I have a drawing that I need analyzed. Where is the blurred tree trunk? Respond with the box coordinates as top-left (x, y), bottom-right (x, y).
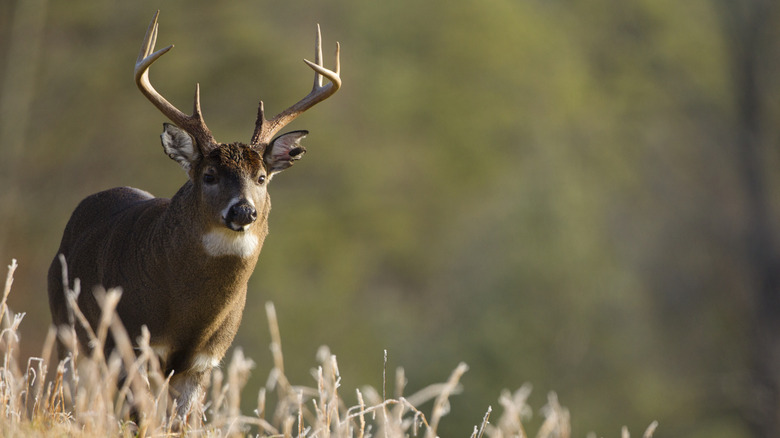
top-left (0, 0), bottom-right (47, 259)
top-left (719, 0), bottom-right (780, 436)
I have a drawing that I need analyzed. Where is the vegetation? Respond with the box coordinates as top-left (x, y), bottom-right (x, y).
top-left (1, 0), bottom-right (779, 436)
top-left (0, 260), bottom-right (656, 437)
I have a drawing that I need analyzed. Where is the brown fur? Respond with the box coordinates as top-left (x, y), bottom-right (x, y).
top-left (56, 13), bottom-right (340, 418)
top-left (210, 143), bottom-right (263, 175)
top-left (47, 140), bottom-right (279, 413)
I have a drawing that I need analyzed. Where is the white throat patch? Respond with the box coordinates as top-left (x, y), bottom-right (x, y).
top-left (202, 228), bottom-right (259, 258)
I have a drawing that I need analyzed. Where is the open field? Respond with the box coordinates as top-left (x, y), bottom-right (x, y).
top-left (3, 2), bottom-right (776, 435)
top-left (0, 260), bottom-right (656, 437)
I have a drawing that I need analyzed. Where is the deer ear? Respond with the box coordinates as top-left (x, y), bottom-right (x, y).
top-left (264, 130), bottom-right (308, 175)
top-left (160, 123), bottom-right (201, 173)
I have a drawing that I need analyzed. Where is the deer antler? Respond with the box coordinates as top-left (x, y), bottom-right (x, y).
top-left (251, 25), bottom-right (342, 148)
top-left (134, 11), bottom-right (217, 152)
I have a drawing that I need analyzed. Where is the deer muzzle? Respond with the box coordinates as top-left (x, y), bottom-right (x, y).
top-left (224, 200), bottom-right (257, 231)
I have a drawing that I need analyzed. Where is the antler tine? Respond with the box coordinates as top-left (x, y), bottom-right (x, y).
top-left (251, 25), bottom-right (342, 147)
top-left (134, 11), bottom-right (216, 151)
top-left (313, 24), bottom-right (324, 89)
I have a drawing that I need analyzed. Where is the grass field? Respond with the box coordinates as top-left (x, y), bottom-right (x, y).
top-left (0, 259), bottom-right (656, 437)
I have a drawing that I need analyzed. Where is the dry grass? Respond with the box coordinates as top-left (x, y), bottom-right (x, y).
top-left (0, 259), bottom-right (658, 437)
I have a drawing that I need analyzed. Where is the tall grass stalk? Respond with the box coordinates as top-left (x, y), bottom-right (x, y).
top-left (0, 260), bottom-right (656, 437)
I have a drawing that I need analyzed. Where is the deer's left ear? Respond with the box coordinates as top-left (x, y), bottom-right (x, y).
top-left (264, 130), bottom-right (308, 175)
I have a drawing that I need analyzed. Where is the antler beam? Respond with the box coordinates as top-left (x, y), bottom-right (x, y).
top-left (134, 11), bottom-right (216, 152)
top-left (251, 25), bottom-right (342, 148)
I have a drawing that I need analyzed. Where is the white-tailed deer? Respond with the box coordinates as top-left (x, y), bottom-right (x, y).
top-left (47, 11), bottom-right (340, 415)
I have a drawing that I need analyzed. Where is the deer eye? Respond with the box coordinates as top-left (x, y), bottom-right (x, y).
top-left (257, 174), bottom-right (266, 185)
top-left (202, 169), bottom-right (217, 185)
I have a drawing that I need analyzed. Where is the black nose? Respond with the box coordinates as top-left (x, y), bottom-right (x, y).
top-left (226, 201), bottom-right (257, 229)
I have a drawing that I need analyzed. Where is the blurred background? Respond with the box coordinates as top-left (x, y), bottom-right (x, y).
top-left (1, 0), bottom-right (779, 436)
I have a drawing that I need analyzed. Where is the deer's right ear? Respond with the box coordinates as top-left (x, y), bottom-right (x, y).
top-left (160, 123), bottom-right (201, 173)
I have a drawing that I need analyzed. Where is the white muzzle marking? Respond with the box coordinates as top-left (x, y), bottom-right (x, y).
top-left (221, 196), bottom-right (256, 231)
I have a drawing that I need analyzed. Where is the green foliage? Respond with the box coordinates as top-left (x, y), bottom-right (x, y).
top-left (1, 0), bottom-right (777, 436)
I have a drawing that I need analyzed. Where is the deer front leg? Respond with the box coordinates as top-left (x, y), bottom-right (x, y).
top-left (170, 369), bottom-right (210, 425)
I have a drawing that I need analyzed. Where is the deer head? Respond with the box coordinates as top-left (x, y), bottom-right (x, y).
top-left (135, 11), bottom-right (340, 241)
